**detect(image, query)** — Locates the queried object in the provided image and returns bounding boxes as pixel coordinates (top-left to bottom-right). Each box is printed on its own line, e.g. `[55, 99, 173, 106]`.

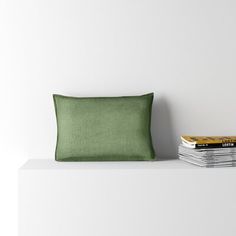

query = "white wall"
[0, 0, 236, 235]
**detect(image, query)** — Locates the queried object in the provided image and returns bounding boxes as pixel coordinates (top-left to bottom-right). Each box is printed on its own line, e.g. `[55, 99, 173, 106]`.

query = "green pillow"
[53, 93, 155, 161]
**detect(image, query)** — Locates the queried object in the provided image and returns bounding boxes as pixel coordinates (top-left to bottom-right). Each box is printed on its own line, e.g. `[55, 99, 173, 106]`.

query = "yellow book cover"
[181, 136, 236, 148]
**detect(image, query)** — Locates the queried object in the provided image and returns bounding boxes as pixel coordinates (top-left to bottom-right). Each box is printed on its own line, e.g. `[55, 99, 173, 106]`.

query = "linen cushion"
[53, 93, 155, 161]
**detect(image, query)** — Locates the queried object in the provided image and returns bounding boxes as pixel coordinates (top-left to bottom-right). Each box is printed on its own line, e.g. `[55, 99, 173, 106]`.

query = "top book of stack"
[181, 136, 236, 149]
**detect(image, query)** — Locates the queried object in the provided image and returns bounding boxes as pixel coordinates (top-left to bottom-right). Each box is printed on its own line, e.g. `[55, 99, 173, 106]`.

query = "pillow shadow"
[151, 97, 178, 160]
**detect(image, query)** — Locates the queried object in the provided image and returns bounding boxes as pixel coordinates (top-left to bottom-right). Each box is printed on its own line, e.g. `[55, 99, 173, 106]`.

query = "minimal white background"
[0, 0, 236, 235]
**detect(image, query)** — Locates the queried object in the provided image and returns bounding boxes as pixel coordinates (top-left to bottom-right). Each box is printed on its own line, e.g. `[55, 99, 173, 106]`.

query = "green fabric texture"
[53, 93, 155, 161]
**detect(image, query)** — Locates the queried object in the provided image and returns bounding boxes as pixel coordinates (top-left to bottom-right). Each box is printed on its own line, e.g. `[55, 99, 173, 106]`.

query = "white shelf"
[19, 158, 236, 236]
[20, 158, 202, 170]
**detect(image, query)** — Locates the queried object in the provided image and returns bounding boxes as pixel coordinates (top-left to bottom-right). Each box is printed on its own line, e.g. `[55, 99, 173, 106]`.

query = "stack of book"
[179, 136, 236, 167]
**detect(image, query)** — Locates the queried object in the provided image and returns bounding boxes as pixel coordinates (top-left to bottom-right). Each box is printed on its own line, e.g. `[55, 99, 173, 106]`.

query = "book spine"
[195, 142, 236, 149]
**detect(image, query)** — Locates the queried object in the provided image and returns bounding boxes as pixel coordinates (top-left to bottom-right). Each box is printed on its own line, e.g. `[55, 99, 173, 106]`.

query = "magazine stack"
[178, 136, 236, 167]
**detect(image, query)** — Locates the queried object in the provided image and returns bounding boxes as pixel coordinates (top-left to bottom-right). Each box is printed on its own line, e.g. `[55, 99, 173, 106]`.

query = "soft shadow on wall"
[151, 97, 177, 160]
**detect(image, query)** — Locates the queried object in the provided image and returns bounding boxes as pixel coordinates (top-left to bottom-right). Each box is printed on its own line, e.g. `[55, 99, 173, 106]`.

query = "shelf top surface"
[20, 159, 207, 170]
